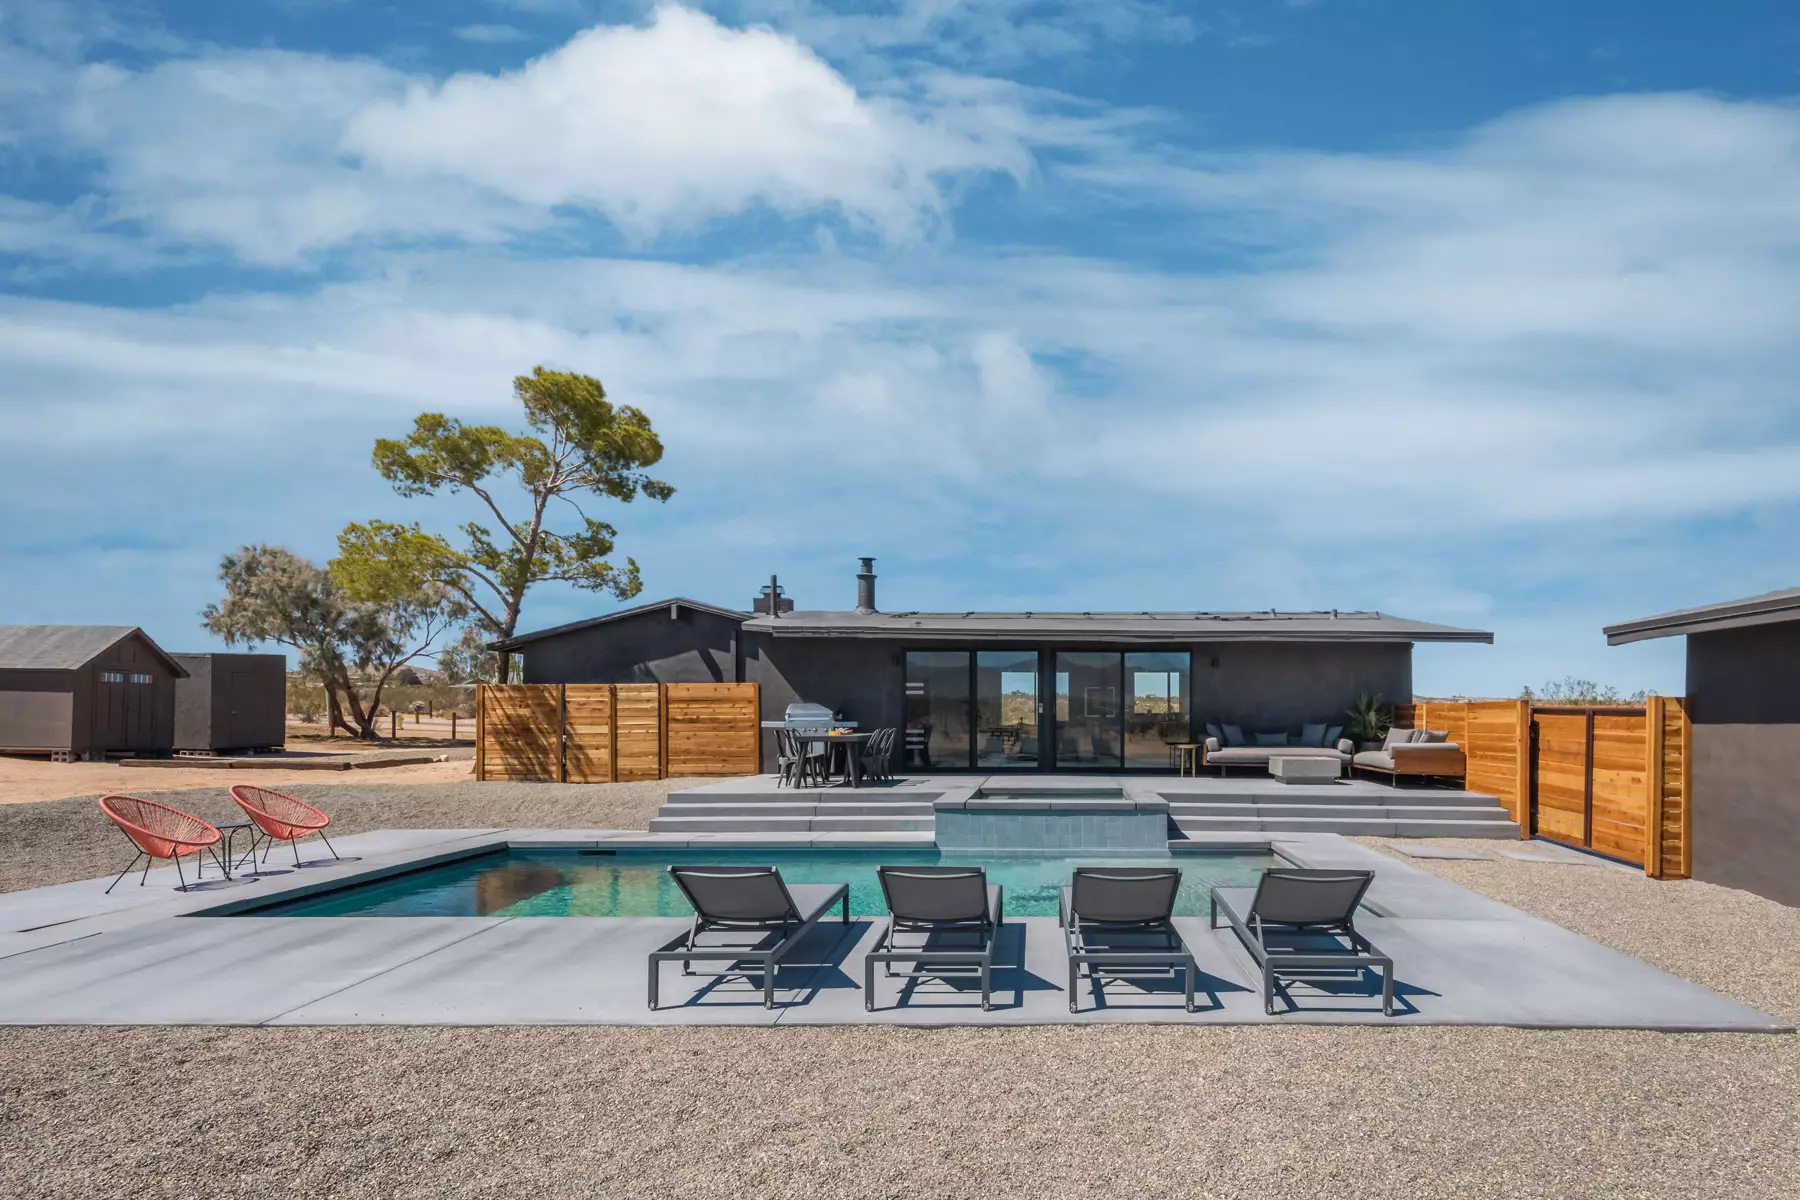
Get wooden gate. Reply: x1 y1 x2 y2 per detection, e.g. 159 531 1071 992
1527 703 1689 870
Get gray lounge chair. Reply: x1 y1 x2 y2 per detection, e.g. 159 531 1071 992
649 865 849 1009
865 865 1003 1011
1210 868 1393 1016
1060 867 1197 1013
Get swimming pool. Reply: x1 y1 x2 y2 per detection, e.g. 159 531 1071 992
240 847 1286 919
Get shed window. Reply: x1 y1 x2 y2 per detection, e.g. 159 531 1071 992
99 670 124 684
129 673 152 685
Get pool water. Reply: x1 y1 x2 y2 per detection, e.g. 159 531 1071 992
242 848 1285 919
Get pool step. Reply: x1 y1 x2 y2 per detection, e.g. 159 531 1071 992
654 801 936 818
1172 811 1519 838
647 813 936 834
1167 802 1510 822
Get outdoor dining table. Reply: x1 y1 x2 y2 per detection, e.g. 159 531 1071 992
792 730 875 788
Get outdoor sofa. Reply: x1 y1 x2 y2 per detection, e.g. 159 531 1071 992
1210 868 1394 1016
1201 721 1352 776
1351 728 1466 785
648 865 849 1009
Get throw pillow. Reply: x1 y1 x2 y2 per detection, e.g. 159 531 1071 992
1205 723 1224 743
1323 724 1343 746
1255 732 1290 747
1382 727 1417 749
1221 724 1246 747
1420 729 1450 744
1300 722 1327 748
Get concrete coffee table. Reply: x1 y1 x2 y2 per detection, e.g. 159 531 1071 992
1269 756 1342 784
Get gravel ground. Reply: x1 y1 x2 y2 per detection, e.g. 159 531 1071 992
0 778 697 894
1 813 1796 1197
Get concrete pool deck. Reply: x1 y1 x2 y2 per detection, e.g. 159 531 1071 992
0 828 1786 1032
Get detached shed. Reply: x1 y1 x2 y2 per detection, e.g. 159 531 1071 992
0 626 187 761
171 653 287 753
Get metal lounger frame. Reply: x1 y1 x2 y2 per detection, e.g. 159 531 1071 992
1209 883 1395 1016
648 874 849 1010
864 875 1003 1012
1059 880 1198 1014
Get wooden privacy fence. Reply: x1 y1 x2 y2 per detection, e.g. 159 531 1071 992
1393 698 1690 879
475 683 760 783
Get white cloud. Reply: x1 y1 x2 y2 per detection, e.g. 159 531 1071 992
346 5 1031 239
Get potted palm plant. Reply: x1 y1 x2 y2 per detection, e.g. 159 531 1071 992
1346 693 1392 750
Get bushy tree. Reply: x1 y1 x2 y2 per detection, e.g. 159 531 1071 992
203 545 460 739
333 367 673 681
436 624 519 684
1520 677 1648 705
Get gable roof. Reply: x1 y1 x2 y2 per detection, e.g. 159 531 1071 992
488 598 747 651
0 626 189 675
1604 587 1800 645
740 609 1492 644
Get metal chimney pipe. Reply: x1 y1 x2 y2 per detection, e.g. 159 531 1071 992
856 557 877 614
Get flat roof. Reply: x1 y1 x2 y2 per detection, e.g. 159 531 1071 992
740 609 1492 644
1604 586 1800 645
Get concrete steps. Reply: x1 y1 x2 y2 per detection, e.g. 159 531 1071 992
1170 800 1519 839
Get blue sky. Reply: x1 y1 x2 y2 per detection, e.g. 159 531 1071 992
3 0 1799 697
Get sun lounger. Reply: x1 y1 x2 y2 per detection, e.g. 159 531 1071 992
1060 867 1197 1013
865 865 1003 1011
1210 868 1394 1015
649 866 850 1009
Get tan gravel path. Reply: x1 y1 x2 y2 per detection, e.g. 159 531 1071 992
0 819 1795 1197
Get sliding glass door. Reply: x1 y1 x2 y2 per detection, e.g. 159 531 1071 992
975 650 1039 768
1053 651 1122 768
1125 651 1191 768
903 651 970 770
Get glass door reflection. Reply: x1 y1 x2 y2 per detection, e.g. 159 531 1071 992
1053 651 1122 768
1125 651 1191 768
975 650 1039 768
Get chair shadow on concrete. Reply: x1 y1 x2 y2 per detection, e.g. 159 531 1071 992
1262 966 1435 1017
874 924 1058 1013
1065 928 1252 1014
668 917 867 1010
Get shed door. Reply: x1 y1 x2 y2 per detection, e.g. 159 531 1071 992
94 668 126 749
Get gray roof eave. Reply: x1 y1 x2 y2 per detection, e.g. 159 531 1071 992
489 597 748 651
1605 587 1800 645
741 617 1492 645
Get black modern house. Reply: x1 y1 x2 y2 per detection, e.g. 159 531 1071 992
1606 588 1800 906
493 559 1494 773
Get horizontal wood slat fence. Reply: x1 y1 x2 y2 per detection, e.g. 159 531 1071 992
476 683 759 783
1394 697 1690 879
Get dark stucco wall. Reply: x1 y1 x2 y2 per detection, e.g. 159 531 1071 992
1687 625 1800 906
744 634 906 765
1188 641 1412 734
517 608 742 686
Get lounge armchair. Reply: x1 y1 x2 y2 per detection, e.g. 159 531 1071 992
1352 728 1466 785
228 785 340 869
649 865 850 1009
865 865 1003 1011
98 794 226 893
1210 868 1393 1015
1060 867 1197 1013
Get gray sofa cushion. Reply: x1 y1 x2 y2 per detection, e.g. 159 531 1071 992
1336 738 1356 755
1204 737 1222 753
1382 727 1418 749
1209 745 1346 765
1299 722 1327 747
1254 731 1289 747
1418 729 1450 744
1354 750 1396 769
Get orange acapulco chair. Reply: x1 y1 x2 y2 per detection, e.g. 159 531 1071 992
99 795 226 894
228 784 341 870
